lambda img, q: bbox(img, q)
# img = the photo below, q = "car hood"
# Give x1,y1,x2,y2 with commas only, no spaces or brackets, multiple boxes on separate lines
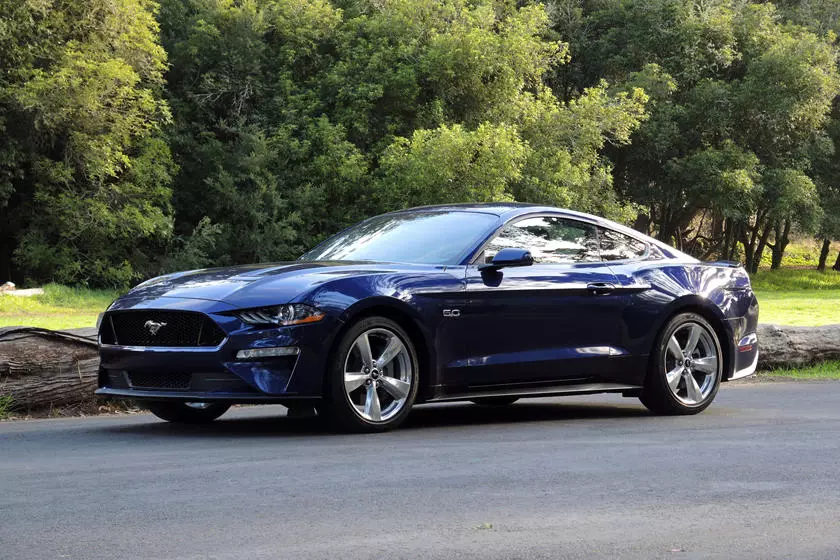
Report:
119,261,438,308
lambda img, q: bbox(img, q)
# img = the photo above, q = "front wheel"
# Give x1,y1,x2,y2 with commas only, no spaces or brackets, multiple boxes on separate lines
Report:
640,313,723,415
143,401,230,424
320,316,419,433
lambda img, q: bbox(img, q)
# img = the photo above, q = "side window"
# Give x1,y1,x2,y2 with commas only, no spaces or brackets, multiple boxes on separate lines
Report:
485,217,600,264
599,227,648,261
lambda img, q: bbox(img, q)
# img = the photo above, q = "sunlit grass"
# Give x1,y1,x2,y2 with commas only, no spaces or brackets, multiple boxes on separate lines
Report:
0,283,118,330
750,268,840,291
764,360,840,380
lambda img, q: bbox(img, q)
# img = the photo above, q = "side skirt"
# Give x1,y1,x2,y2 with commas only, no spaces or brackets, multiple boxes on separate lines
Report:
425,382,643,403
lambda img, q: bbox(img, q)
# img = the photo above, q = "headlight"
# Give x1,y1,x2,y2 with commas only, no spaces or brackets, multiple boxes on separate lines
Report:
235,304,325,326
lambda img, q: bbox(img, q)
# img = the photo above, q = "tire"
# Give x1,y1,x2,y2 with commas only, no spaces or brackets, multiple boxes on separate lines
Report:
470,397,519,406
320,316,419,433
640,312,724,415
143,401,230,424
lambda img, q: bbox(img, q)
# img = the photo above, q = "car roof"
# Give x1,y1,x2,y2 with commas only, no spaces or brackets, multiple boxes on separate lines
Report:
390,202,612,223
388,203,691,260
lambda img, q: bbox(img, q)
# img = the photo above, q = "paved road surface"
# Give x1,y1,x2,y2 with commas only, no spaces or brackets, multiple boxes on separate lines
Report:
2,381,839,559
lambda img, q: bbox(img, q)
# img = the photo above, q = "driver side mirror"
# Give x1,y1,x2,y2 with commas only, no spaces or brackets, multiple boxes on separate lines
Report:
478,247,534,271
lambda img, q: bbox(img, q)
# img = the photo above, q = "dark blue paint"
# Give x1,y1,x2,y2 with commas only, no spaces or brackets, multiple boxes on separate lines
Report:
96,203,759,405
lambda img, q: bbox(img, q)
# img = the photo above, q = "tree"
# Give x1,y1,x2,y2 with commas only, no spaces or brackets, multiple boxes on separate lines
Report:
0,0,174,286
559,0,840,271
160,0,647,268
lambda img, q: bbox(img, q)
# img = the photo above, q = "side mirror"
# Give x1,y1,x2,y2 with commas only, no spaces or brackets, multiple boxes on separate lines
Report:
479,248,534,271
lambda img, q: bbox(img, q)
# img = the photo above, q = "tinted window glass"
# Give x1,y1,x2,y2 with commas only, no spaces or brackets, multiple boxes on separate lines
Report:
485,217,600,264
300,211,498,264
599,228,648,261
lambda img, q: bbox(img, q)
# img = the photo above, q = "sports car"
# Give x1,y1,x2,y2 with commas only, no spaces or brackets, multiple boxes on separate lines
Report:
96,203,759,431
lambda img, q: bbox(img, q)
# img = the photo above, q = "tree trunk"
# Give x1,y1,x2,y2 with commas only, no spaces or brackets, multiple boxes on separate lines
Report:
770,219,791,270
817,238,831,271
752,220,773,274
633,213,651,236
0,328,99,412
834,250,840,272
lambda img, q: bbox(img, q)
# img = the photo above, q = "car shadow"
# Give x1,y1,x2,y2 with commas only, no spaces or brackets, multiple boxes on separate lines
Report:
402,401,650,430
99,400,651,438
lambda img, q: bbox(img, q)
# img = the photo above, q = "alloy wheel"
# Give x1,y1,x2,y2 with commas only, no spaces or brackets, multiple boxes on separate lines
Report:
663,322,720,405
343,327,413,423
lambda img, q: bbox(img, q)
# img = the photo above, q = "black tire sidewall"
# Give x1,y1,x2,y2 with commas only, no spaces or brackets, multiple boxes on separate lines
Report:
324,316,420,432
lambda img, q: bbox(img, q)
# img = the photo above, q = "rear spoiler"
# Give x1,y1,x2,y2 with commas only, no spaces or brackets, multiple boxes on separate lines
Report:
704,260,742,268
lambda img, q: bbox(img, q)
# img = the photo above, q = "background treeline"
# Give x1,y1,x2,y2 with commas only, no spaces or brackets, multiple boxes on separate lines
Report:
1,0,839,288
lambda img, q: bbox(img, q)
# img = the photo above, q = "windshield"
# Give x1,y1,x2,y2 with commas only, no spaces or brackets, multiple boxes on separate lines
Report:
300,211,499,264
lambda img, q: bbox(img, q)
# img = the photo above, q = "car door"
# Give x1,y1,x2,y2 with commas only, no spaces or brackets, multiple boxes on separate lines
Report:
452,215,626,388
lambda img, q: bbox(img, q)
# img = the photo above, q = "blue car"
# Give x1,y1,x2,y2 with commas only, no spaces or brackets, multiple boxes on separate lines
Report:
96,204,759,432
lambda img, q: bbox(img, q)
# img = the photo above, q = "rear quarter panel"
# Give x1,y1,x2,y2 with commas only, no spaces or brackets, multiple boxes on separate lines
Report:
608,260,758,381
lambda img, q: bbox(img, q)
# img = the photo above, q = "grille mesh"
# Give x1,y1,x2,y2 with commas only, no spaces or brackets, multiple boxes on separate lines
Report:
127,372,191,390
102,311,225,347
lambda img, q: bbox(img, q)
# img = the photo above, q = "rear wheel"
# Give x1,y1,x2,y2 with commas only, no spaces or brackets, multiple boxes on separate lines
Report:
640,312,723,415
320,316,419,433
143,401,230,423
471,397,519,406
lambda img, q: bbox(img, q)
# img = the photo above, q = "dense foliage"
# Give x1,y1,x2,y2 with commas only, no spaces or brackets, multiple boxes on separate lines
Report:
1,0,840,286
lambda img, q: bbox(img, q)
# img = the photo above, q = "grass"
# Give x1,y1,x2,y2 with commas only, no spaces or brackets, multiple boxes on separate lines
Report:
0,283,119,330
0,395,14,420
764,360,840,380
750,269,840,327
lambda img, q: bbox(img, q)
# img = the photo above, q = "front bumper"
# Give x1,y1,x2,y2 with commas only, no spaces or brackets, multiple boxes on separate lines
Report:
96,297,340,402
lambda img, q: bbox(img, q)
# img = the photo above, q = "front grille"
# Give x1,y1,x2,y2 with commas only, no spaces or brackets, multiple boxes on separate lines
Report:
127,371,191,390
107,371,255,393
101,311,225,347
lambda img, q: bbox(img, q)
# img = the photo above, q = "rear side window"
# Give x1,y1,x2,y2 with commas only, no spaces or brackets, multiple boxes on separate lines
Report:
485,216,600,264
599,227,648,261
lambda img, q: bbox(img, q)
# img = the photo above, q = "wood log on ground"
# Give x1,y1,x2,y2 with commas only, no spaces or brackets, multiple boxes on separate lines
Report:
756,324,840,370
0,327,98,411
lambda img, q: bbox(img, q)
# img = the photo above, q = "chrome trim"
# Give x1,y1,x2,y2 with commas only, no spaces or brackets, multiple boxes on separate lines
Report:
98,340,227,352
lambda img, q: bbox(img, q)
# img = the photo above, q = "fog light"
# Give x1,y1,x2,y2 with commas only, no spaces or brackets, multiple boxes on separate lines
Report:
236,347,300,360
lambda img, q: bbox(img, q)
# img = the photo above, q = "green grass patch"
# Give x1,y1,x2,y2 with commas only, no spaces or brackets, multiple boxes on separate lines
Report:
0,395,14,420
0,283,119,330
750,268,840,291
764,360,840,380
753,289,840,326
750,269,840,326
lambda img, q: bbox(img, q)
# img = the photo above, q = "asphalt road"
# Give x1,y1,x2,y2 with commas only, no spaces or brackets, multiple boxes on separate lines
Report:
2,381,840,560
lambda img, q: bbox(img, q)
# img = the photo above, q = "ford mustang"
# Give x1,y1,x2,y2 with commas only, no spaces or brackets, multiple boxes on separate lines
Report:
96,203,759,431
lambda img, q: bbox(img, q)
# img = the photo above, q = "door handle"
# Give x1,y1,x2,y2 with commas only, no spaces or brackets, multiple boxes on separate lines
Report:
586,282,616,295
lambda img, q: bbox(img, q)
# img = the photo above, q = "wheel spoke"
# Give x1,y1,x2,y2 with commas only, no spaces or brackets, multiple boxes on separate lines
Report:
666,365,684,391
376,336,404,369
380,376,410,400
356,333,374,367
667,336,683,359
344,373,368,393
364,384,381,421
684,325,701,355
693,356,718,374
685,373,703,402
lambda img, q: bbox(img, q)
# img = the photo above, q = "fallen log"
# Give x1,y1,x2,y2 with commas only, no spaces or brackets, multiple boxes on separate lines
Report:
0,327,99,412
756,323,840,370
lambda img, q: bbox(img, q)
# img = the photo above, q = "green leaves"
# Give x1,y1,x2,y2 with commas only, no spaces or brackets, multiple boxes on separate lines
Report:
161,0,646,270
1,0,174,287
